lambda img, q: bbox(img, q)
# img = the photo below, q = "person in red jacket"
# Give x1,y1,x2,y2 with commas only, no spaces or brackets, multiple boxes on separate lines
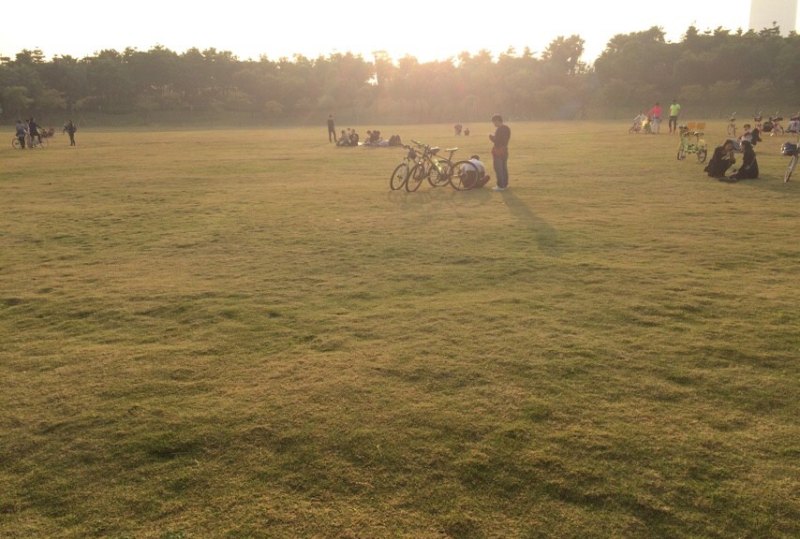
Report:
649,102,662,134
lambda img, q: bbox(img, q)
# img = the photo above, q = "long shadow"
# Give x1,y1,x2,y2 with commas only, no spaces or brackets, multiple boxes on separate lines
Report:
499,189,561,257
732,175,800,195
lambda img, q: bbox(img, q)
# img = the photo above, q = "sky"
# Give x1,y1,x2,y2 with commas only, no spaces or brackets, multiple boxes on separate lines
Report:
2,0,796,64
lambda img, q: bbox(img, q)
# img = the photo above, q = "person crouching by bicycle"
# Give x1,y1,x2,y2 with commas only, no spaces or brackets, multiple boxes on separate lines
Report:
466,155,491,189
15,120,28,149
704,139,736,179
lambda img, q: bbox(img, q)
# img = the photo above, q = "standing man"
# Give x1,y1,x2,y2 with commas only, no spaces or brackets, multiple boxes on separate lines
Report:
668,99,681,134
15,119,27,148
63,119,77,146
327,114,336,143
489,114,511,191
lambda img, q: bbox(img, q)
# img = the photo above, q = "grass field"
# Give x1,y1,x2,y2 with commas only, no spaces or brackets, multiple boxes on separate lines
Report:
1,122,799,538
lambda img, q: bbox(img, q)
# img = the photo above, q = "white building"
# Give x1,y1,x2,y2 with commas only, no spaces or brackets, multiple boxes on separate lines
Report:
749,0,798,34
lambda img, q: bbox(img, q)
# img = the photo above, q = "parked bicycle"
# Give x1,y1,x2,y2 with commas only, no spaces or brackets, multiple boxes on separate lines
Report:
11,135,48,149
406,140,479,191
676,124,708,163
763,113,785,136
781,138,799,183
389,144,420,190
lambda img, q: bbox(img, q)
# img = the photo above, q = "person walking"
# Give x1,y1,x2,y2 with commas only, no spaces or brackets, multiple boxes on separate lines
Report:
63,119,77,146
327,114,336,143
15,119,27,149
489,114,511,191
668,99,681,134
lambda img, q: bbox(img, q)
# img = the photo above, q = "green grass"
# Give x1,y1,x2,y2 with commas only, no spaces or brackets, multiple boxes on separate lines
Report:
1,123,799,538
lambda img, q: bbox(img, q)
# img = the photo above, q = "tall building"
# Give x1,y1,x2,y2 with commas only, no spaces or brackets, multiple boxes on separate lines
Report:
749,0,798,34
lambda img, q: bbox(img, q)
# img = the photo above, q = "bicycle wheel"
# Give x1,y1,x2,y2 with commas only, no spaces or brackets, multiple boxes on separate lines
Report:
390,163,409,190
696,148,707,163
11,137,20,149
450,160,479,190
428,160,450,187
784,154,798,183
406,163,427,192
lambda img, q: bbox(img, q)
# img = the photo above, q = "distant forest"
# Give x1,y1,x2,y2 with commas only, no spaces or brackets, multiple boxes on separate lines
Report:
1,25,799,125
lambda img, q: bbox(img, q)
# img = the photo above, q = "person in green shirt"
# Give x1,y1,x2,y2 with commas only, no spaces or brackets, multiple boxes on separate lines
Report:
669,100,682,134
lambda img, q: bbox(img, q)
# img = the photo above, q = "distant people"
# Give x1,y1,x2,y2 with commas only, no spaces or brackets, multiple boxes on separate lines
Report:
463,127,470,136
729,139,759,180
466,155,491,189
740,124,762,147
649,102,662,134
454,123,463,135
15,120,27,149
668,99,681,134
489,113,511,191
787,114,800,134
28,117,41,146
327,114,336,143
336,128,359,147
705,139,736,179
63,120,77,146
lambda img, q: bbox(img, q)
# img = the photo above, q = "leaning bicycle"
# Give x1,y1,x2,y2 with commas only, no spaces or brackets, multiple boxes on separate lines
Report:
781,138,799,183
406,140,479,191
389,144,420,190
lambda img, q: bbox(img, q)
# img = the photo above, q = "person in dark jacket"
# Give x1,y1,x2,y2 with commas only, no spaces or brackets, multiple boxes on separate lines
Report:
327,114,336,143
705,140,736,178
729,140,758,180
63,120,77,146
489,113,511,191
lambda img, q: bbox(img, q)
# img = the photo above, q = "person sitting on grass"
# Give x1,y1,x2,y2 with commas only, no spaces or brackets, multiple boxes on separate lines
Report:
704,139,736,179
740,124,762,147
729,139,759,181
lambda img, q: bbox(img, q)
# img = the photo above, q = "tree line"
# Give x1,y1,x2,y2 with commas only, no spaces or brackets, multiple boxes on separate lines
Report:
1,25,799,126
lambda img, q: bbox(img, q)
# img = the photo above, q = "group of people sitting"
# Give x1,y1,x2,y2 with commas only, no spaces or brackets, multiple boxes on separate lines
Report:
337,128,402,148
705,124,762,181
336,128,360,146
362,130,402,147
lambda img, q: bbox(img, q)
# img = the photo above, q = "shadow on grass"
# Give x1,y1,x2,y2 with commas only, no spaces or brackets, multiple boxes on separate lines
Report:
500,189,561,256
734,175,800,195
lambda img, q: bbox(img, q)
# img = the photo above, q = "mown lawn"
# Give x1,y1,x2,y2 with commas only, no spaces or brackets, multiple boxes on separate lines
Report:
1,123,798,538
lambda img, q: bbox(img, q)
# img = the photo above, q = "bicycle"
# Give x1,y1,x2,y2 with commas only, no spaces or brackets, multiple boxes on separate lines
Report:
406,140,479,191
389,144,420,190
764,113,785,137
676,124,708,163
11,135,48,149
781,138,799,183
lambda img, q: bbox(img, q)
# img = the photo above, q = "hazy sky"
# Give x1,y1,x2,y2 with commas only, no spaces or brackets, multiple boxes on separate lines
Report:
3,0,794,63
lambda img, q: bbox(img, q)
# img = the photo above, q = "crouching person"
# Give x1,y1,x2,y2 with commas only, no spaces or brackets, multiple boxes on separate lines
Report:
729,140,758,180
464,155,491,189
705,139,736,179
